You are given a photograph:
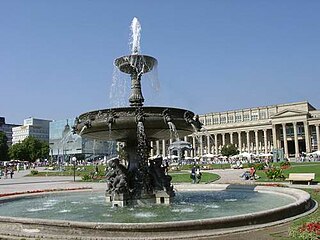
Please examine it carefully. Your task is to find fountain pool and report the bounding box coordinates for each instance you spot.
[0,184,315,239]
[0,189,295,223]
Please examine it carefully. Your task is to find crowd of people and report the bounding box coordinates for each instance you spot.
[0,166,14,179]
[0,161,35,179]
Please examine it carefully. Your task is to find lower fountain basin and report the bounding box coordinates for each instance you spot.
[0,184,315,239]
[74,106,195,141]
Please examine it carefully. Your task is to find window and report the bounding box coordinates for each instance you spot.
[260,111,266,119]
[213,117,219,124]
[243,114,250,121]
[206,118,212,125]
[251,113,258,121]
[235,115,242,122]
[220,116,226,123]
[227,116,234,123]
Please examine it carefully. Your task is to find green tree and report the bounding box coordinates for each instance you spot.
[8,142,27,160]
[8,136,49,162]
[23,136,42,161]
[221,144,239,158]
[0,131,9,161]
[40,142,49,160]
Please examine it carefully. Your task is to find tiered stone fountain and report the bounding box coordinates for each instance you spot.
[73,17,201,206]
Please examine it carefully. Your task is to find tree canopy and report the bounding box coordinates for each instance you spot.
[8,136,49,162]
[0,131,9,161]
[220,144,239,158]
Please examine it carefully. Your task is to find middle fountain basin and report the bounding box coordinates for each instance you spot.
[75,106,195,141]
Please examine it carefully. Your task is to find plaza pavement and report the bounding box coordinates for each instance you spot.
[0,167,318,240]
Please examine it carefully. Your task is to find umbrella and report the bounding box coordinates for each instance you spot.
[168,141,192,151]
[202,153,215,158]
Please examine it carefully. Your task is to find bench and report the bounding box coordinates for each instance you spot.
[286,173,315,185]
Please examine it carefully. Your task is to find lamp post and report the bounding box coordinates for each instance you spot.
[72,156,77,182]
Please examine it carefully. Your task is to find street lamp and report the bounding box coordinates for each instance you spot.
[72,156,77,182]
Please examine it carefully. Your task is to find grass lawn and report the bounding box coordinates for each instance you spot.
[170,172,220,183]
[256,162,320,182]
[30,166,220,184]
[28,165,106,178]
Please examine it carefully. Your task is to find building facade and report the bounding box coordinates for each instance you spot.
[0,117,20,146]
[149,101,320,160]
[49,119,116,161]
[12,117,51,145]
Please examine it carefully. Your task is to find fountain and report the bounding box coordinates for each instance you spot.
[0,18,316,240]
[73,17,201,206]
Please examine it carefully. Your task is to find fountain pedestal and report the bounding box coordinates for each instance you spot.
[105,193,129,207]
[155,191,173,205]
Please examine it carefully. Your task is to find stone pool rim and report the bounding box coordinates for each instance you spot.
[0,184,316,239]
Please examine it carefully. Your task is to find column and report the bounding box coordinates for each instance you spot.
[200,135,204,156]
[316,124,320,151]
[184,136,189,157]
[238,131,242,153]
[192,136,196,157]
[156,140,160,155]
[304,121,311,153]
[222,133,225,146]
[162,140,166,157]
[246,131,250,152]
[207,135,211,154]
[254,130,259,154]
[282,123,288,158]
[230,132,234,144]
[272,124,277,150]
[292,122,299,158]
[263,129,268,154]
[214,134,218,155]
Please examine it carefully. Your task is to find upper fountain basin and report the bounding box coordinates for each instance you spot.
[114,55,157,74]
[74,106,195,142]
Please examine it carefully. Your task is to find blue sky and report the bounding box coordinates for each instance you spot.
[1,1,320,124]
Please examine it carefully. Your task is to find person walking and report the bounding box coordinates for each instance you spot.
[4,167,8,179]
[196,166,202,183]
[9,168,14,179]
[190,165,196,184]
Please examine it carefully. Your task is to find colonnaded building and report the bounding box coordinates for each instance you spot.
[150,101,320,160]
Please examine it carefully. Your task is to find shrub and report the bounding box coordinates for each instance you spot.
[265,167,285,180]
[248,163,265,170]
[290,222,320,240]
[82,174,92,181]
[280,161,291,169]
[30,170,39,175]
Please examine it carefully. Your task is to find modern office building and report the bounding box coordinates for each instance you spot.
[49,119,116,161]
[149,101,320,160]
[0,117,20,146]
[12,117,51,145]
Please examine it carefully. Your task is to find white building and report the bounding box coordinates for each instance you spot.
[12,117,52,144]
